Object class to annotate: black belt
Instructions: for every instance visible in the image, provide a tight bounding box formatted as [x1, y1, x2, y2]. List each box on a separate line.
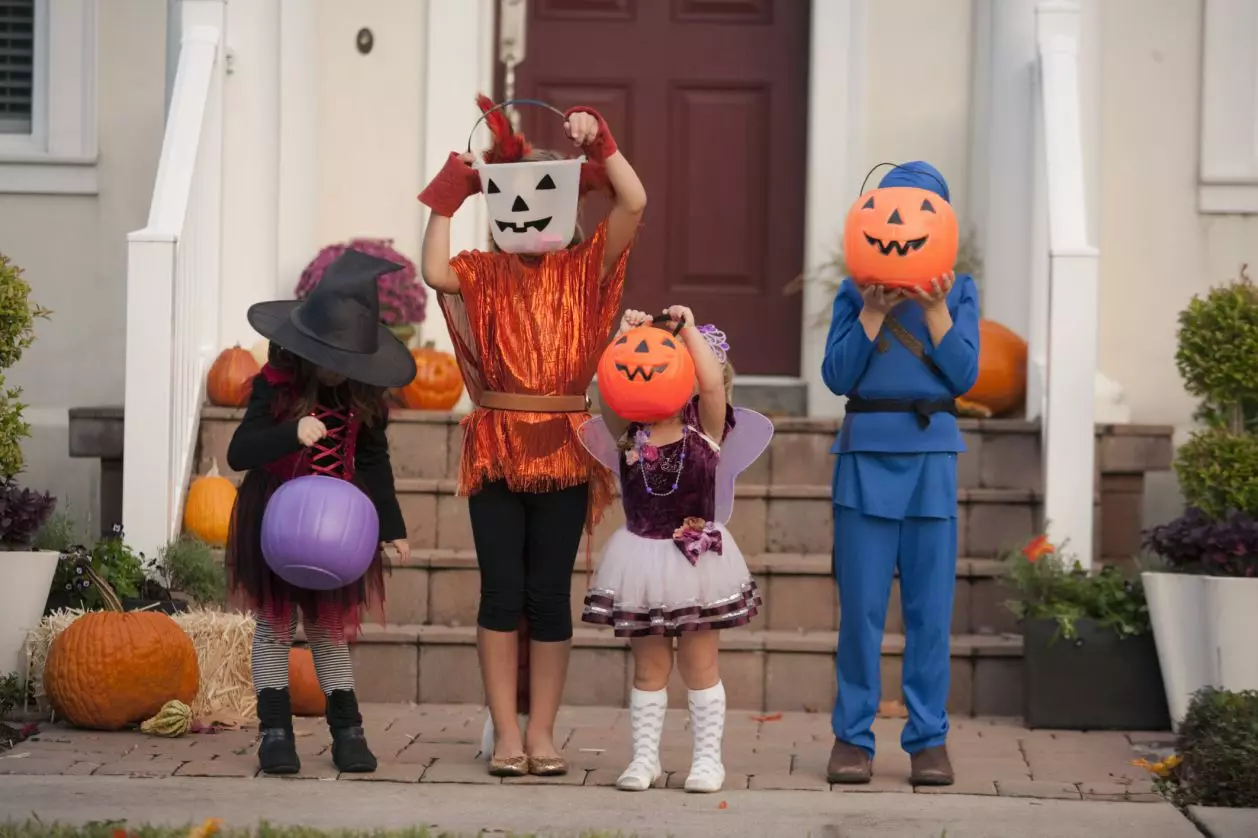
[845, 397, 957, 429]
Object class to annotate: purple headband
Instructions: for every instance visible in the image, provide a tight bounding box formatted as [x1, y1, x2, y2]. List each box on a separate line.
[698, 324, 729, 365]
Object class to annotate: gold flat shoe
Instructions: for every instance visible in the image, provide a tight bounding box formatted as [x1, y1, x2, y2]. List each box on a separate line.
[488, 755, 529, 777]
[527, 755, 569, 776]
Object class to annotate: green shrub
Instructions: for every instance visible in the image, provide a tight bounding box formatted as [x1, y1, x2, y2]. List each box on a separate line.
[0, 253, 50, 479]
[1176, 264, 1258, 432]
[1156, 686, 1258, 808]
[32, 510, 79, 553]
[155, 535, 226, 606]
[1173, 427, 1258, 518]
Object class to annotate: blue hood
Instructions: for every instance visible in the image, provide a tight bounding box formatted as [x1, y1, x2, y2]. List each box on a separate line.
[878, 161, 950, 203]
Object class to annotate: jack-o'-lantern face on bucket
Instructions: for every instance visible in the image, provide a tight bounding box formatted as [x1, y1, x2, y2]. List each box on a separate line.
[841, 186, 959, 291]
[475, 157, 583, 254]
[596, 325, 697, 423]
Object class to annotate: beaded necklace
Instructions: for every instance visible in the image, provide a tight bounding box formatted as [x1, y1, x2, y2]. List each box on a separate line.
[637, 425, 689, 497]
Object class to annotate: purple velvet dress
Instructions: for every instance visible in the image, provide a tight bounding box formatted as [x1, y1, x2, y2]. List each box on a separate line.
[581, 397, 761, 637]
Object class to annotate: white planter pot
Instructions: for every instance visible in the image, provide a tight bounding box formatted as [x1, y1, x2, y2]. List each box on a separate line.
[1144, 571, 1258, 727]
[0, 549, 58, 682]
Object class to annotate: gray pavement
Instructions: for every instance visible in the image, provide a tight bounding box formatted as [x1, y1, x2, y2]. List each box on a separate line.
[0, 775, 1207, 838]
[1188, 806, 1258, 838]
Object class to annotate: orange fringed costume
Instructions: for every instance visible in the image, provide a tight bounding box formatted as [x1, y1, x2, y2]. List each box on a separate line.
[439, 220, 629, 525]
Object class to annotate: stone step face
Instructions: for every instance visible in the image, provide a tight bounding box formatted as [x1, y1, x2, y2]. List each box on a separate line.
[380, 550, 1022, 637]
[342, 624, 1023, 717]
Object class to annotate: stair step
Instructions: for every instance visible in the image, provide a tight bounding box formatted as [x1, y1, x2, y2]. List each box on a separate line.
[341, 624, 1023, 716]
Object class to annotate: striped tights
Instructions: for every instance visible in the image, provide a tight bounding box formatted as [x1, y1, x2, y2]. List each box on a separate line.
[252, 608, 355, 694]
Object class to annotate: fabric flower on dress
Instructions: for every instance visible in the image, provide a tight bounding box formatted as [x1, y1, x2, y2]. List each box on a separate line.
[672, 517, 724, 566]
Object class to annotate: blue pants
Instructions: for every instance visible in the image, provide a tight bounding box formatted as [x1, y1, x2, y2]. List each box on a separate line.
[832, 504, 957, 756]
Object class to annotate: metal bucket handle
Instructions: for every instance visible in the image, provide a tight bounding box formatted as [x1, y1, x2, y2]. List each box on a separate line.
[465, 99, 569, 155]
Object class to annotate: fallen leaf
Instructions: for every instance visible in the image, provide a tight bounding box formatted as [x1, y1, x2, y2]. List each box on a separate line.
[751, 713, 783, 723]
[718, 801, 728, 810]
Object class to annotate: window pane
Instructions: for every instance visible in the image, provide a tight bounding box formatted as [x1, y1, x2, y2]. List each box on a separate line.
[0, 0, 34, 135]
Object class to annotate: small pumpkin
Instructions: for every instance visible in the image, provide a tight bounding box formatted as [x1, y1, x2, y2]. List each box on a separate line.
[249, 338, 270, 369]
[207, 345, 260, 407]
[596, 323, 696, 423]
[963, 319, 1028, 417]
[183, 460, 237, 547]
[842, 186, 959, 291]
[44, 569, 200, 731]
[394, 342, 464, 411]
[288, 647, 327, 716]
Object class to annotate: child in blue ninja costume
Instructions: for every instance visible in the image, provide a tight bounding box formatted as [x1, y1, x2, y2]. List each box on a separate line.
[821, 161, 980, 787]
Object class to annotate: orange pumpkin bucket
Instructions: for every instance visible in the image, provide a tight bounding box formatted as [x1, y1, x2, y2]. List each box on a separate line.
[596, 315, 696, 423]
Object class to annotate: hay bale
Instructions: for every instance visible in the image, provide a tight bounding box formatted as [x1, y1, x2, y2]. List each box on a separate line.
[24, 607, 259, 721]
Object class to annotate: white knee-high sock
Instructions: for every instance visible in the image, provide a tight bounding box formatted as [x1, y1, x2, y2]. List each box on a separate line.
[684, 682, 726, 793]
[617, 688, 668, 791]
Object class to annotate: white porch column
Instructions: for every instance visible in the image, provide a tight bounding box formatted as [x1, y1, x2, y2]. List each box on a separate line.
[802, 0, 868, 419]
[276, 0, 318, 298]
[219, 0, 280, 349]
[968, 0, 1038, 341]
[421, 0, 495, 363]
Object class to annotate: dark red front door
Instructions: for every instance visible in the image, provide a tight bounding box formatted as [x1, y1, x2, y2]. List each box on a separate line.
[502, 0, 810, 376]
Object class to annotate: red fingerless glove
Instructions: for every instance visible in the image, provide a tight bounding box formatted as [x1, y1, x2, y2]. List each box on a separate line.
[417, 152, 481, 217]
[564, 106, 618, 163]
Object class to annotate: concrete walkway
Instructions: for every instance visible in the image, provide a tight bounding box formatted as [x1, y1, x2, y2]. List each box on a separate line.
[0, 775, 1206, 838]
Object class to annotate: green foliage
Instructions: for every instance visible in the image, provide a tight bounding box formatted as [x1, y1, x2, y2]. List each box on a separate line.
[1173, 427, 1258, 518]
[154, 536, 226, 606]
[32, 510, 79, 553]
[0, 253, 50, 479]
[1156, 686, 1258, 808]
[1175, 264, 1258, 432]
[0, 672, 32, 718]
[50, 529, 146, 609]
[1002, 536, 1150, 640]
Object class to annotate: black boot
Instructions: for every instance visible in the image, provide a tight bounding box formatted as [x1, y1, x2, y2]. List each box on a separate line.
[256, 688, 300, 775]
[326, 689, 376, 773]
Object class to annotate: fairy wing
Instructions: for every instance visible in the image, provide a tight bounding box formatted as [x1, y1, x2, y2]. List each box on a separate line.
[714, 408, 774, 524]
[578, 417, 622, 489]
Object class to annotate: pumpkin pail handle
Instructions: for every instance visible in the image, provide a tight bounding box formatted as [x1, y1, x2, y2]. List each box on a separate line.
[651, 313, 685, 337]
[858, 161, 950, 198]
[465, 99, 569, 155]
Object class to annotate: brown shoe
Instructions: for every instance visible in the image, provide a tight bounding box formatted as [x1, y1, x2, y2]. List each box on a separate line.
[909, 745, 954, 786]
[826, 739, 872, 784]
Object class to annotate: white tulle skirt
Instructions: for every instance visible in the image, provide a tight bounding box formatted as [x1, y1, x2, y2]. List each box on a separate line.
[581, 524, 760, 638]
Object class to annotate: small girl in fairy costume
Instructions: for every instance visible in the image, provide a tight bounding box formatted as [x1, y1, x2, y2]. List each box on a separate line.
[579, 305, 773, 794]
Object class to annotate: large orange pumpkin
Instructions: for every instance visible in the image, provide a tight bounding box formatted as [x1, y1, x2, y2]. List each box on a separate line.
[44, 607, 200, 731]
[596, 324, 696, 423]
[183, 459, 237, 546]
[394, 342, 464, 410]
[288, 647, 326, 716]
[843, 186, 959, 291]
[207, 345, 260, 407]
[963, 319, 1028, 417]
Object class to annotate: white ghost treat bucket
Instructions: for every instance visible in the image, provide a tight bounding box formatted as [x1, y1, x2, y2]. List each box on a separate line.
[474, 157, 584, 253]
[466, 99, 586, 254]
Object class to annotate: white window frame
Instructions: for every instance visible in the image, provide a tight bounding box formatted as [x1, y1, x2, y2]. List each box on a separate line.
[0, 0, 98, 195]
[1199, 0, 1258, 214]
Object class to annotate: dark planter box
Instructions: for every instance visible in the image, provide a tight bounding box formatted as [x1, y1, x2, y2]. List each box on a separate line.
[1024, 617, 1170, 730]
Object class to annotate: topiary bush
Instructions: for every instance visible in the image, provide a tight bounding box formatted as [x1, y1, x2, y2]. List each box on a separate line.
[1155, 686, 1258, 808]
[1175, 263, 1258, 433]
[1174, 427, 1258, 519]
[0, 253, 51, 481]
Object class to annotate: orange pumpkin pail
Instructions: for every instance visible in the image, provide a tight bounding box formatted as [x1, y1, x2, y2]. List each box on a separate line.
[596, 321, 696, 424]
[842, 186, 959, 292]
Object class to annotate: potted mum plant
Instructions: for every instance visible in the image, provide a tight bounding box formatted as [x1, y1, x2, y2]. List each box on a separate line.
[1004, 534, 1169, 730]
[1142, 264, 1258, 727]
[0, 253, 56, 681]
[296, 239, 426, 345]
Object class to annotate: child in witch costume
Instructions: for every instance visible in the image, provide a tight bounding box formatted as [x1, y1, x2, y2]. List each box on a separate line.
[226, 249, 417, 776]
[821, 162, 980, 787]
[418, 96, 646, 776]
[578, 306, 772, 793]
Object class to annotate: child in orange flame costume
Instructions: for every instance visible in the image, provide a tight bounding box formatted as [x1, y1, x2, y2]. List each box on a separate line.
[418, 95, 646, 776]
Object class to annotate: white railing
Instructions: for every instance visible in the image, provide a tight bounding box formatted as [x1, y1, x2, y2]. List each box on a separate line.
[1029, 1, 1099, 569]
[122, 5, 225, 560]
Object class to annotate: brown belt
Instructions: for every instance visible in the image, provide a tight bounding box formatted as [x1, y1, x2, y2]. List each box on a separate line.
[478, 391, 590, 413]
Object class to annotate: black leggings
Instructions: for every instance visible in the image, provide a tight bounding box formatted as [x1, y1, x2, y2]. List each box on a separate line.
[468, 480, 589, 642]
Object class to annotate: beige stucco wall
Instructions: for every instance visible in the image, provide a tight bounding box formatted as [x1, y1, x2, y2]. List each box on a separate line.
[0, 0, 167, 531]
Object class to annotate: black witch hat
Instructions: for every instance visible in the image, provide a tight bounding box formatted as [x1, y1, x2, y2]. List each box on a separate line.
[247, 249, 418, 388]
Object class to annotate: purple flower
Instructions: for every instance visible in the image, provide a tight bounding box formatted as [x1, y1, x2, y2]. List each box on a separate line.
[295, 239, 426, 326]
